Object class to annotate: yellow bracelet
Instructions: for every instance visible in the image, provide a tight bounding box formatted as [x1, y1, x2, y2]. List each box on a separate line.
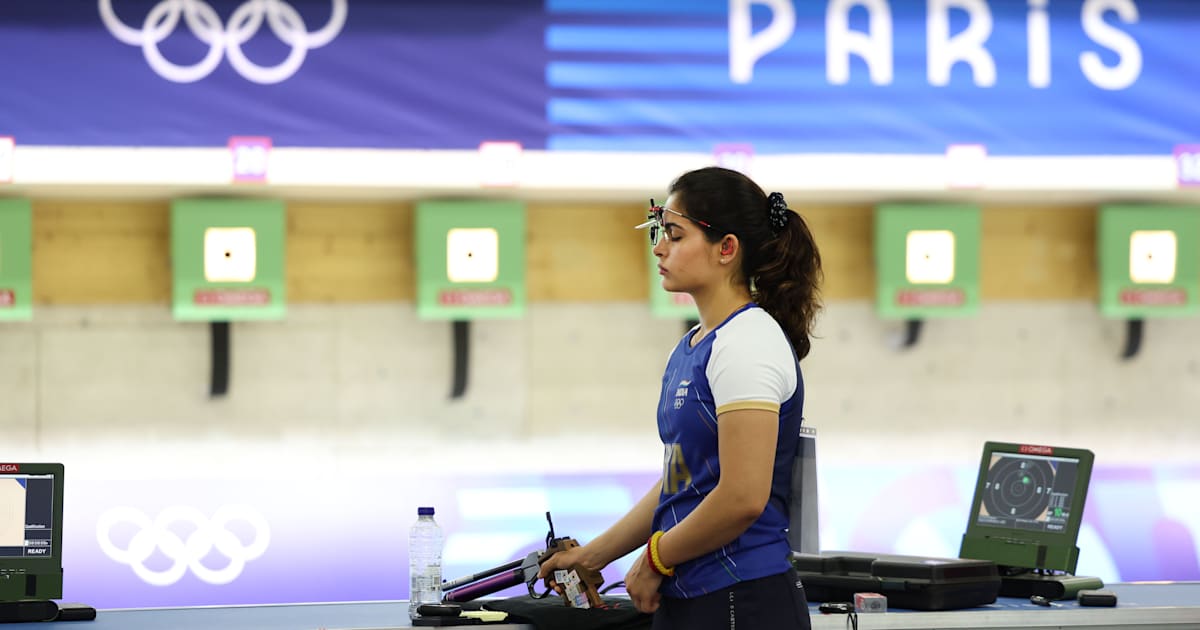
[647, 530, 675, 577]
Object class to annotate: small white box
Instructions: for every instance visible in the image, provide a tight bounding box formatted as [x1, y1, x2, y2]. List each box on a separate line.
[446, 228, 499, 283]
[905, 230, 956, 284]
[204, 227, 257, 282]
[478, 141, 522, 187]
[946, 143, 987, 189]
[855, 591, 887, 613]
[1129, 230, 1177, 284]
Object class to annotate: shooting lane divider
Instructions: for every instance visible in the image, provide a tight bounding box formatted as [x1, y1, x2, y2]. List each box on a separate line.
[1120, 319, 1144, 361]
[451, 320, 469, 399]
[874, 204, 982, 351]
[1098, 205, 1200, 361]
[210, 321, 230, 397]
[170, 199, 287, 397]
[415, 201, 526, 400]
[900, 319, 923, 349]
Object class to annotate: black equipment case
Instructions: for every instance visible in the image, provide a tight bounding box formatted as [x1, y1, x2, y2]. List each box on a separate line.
[791, 551, 1001, 611]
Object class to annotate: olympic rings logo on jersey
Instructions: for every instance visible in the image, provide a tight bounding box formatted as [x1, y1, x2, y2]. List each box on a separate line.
[96, 505, 271, 586]
[98, 0, 347, 84]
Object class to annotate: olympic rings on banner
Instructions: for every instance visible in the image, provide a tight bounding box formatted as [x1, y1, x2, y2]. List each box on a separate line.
[98, 0, 347, 83]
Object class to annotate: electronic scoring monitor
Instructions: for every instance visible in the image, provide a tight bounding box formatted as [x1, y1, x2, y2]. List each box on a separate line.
[0, 463, 64, 603]
[959, 443, 1094, 575]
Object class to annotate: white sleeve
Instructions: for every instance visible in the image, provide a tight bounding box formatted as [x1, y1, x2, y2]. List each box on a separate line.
[706, 309, 798, 416]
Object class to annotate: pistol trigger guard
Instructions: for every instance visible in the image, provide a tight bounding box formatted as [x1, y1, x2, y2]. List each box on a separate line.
[528, 580, 552, 599]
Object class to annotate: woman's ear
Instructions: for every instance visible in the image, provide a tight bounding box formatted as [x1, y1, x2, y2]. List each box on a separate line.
[718, 235, 739, 263]
[720, 239, 733, 255]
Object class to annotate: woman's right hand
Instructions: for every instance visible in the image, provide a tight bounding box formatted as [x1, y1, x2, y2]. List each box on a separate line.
[535, 545, 601, 592]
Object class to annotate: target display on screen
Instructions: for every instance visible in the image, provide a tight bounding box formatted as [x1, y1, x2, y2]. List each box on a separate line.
[976, 452, 1079, 533]
[961, 442, 1093, 574]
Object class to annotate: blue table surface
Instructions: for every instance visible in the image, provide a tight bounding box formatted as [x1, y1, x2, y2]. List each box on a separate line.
[7, 582, 1199, 630]
[897, 581, 1198, 611]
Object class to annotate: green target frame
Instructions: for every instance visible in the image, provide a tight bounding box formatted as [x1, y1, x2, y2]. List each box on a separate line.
[415, 200, 526, 320]
[875, 204, 981, 319]
[170, 199, 286, 321]
[0, 199, 32, 321]
[1098, 204, 1200, 318]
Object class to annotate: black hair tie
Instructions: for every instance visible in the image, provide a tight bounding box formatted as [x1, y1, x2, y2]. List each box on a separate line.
[767, 192, 790, 234]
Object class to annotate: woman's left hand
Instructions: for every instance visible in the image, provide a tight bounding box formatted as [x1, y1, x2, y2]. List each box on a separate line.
[624, 550, 665, 614]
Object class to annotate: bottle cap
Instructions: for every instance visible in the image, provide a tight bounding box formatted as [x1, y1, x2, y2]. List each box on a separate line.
[418, 507, 435, 516]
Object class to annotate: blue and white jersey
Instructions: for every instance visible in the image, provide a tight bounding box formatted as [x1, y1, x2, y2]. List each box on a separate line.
[653, 303, 804, 598]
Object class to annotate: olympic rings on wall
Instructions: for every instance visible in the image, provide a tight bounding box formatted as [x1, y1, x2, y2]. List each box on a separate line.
[96, 505, 271, 586]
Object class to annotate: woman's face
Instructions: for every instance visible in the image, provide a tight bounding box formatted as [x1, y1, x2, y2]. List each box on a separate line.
[651, 193, 727, 295]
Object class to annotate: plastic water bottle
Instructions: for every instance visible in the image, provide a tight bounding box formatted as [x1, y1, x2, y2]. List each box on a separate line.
[408, 506, 444, 620]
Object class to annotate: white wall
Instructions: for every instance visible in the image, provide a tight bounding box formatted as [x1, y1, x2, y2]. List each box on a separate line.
[3, 301, 1197, 475]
